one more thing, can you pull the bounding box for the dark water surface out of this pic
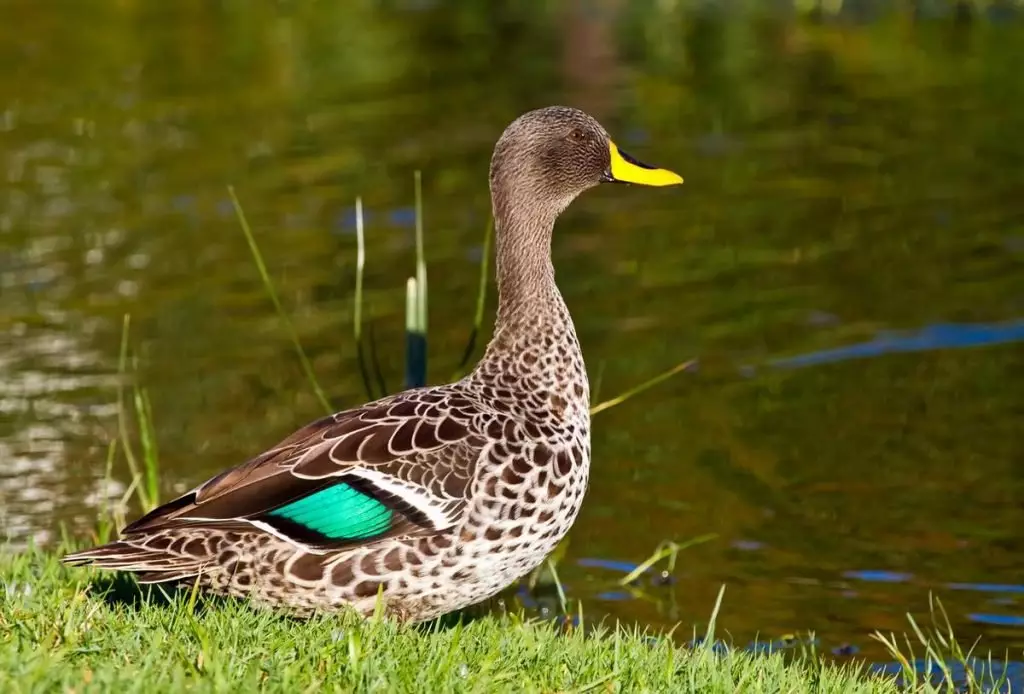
[3,0,1024,669]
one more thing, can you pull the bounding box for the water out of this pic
[2,0,1023,674]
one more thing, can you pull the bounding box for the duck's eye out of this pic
[569,128,586,142]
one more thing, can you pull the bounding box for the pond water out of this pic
[2,0,1023,676]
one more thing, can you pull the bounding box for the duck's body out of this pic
[64,106,682,622]
[73,299,590,622]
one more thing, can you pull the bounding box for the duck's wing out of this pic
[113,386,487,551]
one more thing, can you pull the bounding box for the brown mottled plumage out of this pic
[63,106,682,622]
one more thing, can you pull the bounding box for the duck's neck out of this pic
[478,203,580,371]
[493,213,558,323]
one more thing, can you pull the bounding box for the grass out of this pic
[1,549,912,694]
[3,547,1015,694]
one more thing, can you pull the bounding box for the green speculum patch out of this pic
[268,483,393,540]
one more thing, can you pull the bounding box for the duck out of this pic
[63,106,683,622]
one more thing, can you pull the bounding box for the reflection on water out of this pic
[2,0,1024,673]
[769,320,1024,369]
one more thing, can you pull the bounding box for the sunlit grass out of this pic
[5,542,1008,692]
[872,594,1012,693]
[2,548,918,694]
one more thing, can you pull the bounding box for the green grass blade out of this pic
[352,197,376,400]
[590,358,697,416]
[354,197,366,343]
[617,534,716,587]
[705,585,726,646]
[414,170,428,336]
[115,313,150,513]
[405,170,428,388]
[456,217,493,372]
[405,277,427,388]
[95,438,119,543]
[227,185,332,414]
[131,374,160,512]
[406,277,418,335]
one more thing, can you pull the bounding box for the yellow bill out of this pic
[607,141,683,187]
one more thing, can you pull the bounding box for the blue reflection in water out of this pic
[842,570,914,583]
[577,557,646,574]
[949,583,1024,595]
[388,206,416,228]
[770,320,1024,369]
[731,539,765,551]
[334,204,419,233]
[969,614,1024,627]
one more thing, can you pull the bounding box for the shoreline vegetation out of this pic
[0,548,894,693]
[0,187,1011,692]
[0,548,1011,693]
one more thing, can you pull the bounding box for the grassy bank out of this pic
[1,549,907,694]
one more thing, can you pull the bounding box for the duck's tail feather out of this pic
[62,539,209,581]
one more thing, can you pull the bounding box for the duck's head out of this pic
[489,106,683,221]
